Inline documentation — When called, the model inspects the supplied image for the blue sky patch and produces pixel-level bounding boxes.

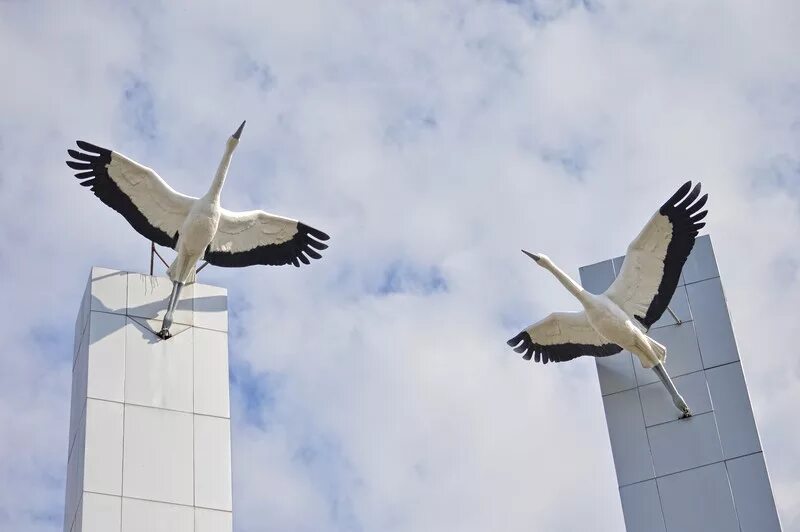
[121,75,158,141]
[376,261,448,296]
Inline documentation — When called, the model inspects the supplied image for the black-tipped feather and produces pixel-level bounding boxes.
[635,181,708,328]
[204,222,330,268]
[66,142,179,249]
[507,331,622,364]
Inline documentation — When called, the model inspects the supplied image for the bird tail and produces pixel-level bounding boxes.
[167,258,197,284]
[647,338,667,366]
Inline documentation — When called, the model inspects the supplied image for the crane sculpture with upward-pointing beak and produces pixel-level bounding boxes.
[508,181,708,417]
[66,121,330,340]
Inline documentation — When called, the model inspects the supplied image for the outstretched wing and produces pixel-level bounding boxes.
[605,181,708,330]
[204,208,330,268]
[66,141,195,249]
[507,311,622,364]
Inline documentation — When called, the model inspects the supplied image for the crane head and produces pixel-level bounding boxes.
[521,250,550,266]
[232,120,246,140]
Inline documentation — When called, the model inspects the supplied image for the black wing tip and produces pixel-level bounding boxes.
[507,331,530,347]
[298,222,330,241]
[74,140,111,157]
[661,180,708,216]
[507,331,537,362]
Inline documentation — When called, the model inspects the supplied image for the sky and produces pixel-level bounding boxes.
[1,0,799,530]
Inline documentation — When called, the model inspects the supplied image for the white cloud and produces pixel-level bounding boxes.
[0,1,799,530]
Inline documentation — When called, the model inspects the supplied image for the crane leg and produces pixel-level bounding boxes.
[157,281,184,340]
[652,363,692,418]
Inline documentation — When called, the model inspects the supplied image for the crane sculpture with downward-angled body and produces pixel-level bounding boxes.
[508,181,708,417]
[66,121,330,339]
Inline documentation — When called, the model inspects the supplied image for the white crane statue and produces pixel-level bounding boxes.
[66,121,330,340]
[507,181,708,417]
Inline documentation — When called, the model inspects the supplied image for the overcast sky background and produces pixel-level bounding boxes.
[1,1,799,530]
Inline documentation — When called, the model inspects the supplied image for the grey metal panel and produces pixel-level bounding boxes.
[686,277,740,368]
[619,480,667,532]
[602,389,655,486]
[727,453,782,532]
[596,351,638,396]
[587,237,779,532]
[647,412,722,476]
[649,285,692,330]
[683,235,719,284]
[639,371,712,427]
[612,255,625,276]
[634,321,703,386]
[578,259,616,294]
[706,362,761,459]
[657,462,740,532]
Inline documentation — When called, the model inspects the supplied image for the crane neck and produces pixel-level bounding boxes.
[205,139,238,202]
[542,260,589,304]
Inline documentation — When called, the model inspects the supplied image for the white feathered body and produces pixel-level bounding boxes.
[168,196,221,284]
[582,293,665,368]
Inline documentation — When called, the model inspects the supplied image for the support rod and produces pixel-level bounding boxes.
[666,305,682,325]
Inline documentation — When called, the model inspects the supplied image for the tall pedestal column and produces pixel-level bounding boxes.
[580,235,781,532]
[64,267,232,532]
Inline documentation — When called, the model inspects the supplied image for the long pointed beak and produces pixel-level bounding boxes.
[521,249,541,262]
[232,120,246,140]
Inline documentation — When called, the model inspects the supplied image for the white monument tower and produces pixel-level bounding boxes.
[63,268,232,532]
[62,122,330,531]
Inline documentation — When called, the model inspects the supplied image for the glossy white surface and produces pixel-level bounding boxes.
[614,254,687,287]
[81,492,121,532]
[194,328,230,418]
[195,508,233,532]
[121,497,193,532]
[83,399,124,495]
[194,415,233,511]
[125,318,193,412]
[127,272,193,325]
[67,269,232,531]
[193,283,228,332]
[122,405,194,505]
[86,312,127,403]
[90,267,128,314]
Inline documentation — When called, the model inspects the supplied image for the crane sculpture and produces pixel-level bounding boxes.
[507,181,708,417]
[66,121,330,340]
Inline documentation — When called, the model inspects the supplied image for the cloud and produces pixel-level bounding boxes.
[1,0,799,530]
